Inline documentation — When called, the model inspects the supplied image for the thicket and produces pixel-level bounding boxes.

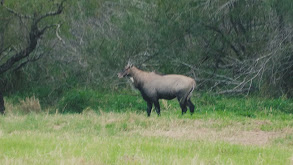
[0,0,293,111]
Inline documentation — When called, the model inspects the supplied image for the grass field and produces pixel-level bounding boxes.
[0,94,293,164]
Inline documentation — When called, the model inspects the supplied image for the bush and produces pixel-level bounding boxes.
[58,89,100,113]
[57,88,146,113]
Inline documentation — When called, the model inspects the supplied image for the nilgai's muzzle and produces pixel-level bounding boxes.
[117,72,125,78]
[117,63,133,78]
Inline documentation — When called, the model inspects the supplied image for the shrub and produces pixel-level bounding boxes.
[58,89,100,113]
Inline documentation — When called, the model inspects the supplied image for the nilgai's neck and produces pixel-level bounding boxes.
[129,67,147,88]
[130,67,144,80]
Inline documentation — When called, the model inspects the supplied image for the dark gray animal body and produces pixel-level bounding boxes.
[118,64,196,116]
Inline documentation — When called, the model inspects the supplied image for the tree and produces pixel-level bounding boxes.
[179,0,293,96]
[0,92,4,114]
[0,0,66,113]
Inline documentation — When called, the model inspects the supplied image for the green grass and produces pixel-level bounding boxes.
[1,94,293,164]
[1,133,291,164]
[0,112,293,164]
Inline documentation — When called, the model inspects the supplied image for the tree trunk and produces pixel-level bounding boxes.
[0,91,5,114]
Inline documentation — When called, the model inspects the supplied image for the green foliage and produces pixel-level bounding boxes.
[1,0,293,108]
[54,87,293,116]
[58,89,101,113]
[57,89,145,113]
[100,93,145,112]
[192,95,293,119]
[5,88,293,118]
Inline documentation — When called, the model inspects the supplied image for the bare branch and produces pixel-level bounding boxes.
[0,1,66,75]
[35,0,66,24]
[56,24,65,44]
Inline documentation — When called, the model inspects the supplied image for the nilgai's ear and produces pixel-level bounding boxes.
[127,60,133,68]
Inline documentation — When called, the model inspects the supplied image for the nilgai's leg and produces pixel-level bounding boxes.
[154,100,161,116]
[147,102,153,117]
[178,97,187,115]
[180,104,187,115]
[187,99,195,114]
[179,101,188,115]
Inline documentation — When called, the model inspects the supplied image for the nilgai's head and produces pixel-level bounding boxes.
[118,62,133,78]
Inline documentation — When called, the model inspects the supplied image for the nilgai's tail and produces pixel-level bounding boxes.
[187,80,196,100]
[180,80,196,104]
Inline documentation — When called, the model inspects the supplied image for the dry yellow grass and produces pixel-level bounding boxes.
[19,96,42,114]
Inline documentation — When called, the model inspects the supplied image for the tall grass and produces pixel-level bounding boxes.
[19,96,42,114]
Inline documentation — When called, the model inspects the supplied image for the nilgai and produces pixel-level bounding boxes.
[118,63,196,116]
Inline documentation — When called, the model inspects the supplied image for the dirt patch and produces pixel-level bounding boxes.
[140,128,283,145]
[53,124,64,130]
[134,120,289,146]
[120,155,144,164]
[223,131,280,145]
